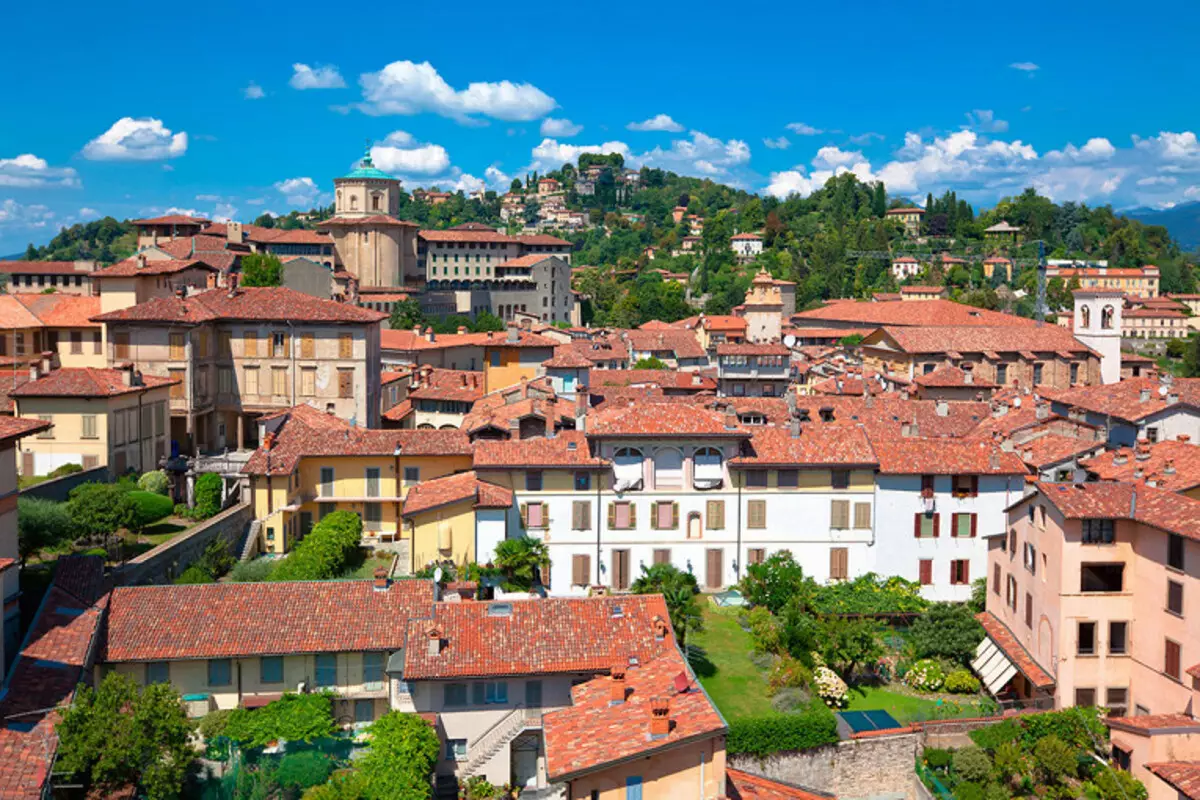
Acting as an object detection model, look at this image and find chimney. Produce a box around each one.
[935,399,949,417]
[1168,392,1179,404]
[425,327,435,343]
[507,323,519,344]
[790,417,801,438]
[412,325,421,336]
[724,408,738,430]
[175,285,186,300]
[28,363,39,382]
[649,696,672,738]
[373,566,390,591]
[1165,459,1177,476]
[1035,402,1049,421]
[1112,452,1128,466]
[989,450,1001,470]
[226,220,244,245]
[120,362,137,387]
[575,390,588,433]
[1178,434,1191,443]
[1140,388,1151,402]
[426,625,444,656]
[651,615,669,641]
[457,326,468,335]
[40,355,51,375]
[609,664,628,704]
[1133,467,1144,479]
[227,272,239,297]
[135,253,147,270]
[1136,445,1152,461]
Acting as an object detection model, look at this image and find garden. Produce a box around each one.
[918,707,1147,800]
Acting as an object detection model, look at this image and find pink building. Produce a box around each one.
[976,481,1200,798]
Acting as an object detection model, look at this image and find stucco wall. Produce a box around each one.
[115,501,252,585]
[18,465,111,502]
[728,731,919,800]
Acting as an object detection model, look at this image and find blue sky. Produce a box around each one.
[3,0,1200,255]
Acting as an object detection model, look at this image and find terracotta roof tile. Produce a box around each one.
[318,214,418,228]
[587,369,716,392]
[976,611,1055,689]
[1081,439,1200,491]
[102,579,434,662]
[544,346,597,369]
[589,401,749,438]
[732,425,877,467]
[402,470,513,516]
[702,315,748,331]
[1146,762,1200,800]
[419,228,514,243]
[726,769,834,800]
[91,256,220,279]
[1052,377,1200,423]
[131,214,208,225]
[870,435,1027,475]
[868,325,1092,355]
[1016,433,1103,468]
[10,368,176,398]
[408,369,485,402]
[93,286,386,325]
[13,293,100,328]
[1029,480,1200,542]
[564,337,629,363]
[623,329,706,360]
[794,298,1031,328]
[0,296,46,329]
[473,431,607,468]
[1106,714,1200,734]
[0,261,96,276]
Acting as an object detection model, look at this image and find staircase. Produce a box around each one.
[239,520,262,561]
[460,706,542,779]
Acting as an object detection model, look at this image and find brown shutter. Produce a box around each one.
[830,547,848,580]
[339,332,353,359]
[579,500,591,530]
[951,513,960,537]
[301,333,315,359]
[853,502,871,529]
[919,559,932,585]
[520,503,528,528]
[914,513,922,538]
[572,554,590,586]
[628,502,637,529]
[671,502,679,529]
[831,500,849,529]
[706,549,723,589]
[607,502,617,529]
[650,502,659,530]
[281,331,290,356]
[971,514,978,538]
[244,330,258,357]
[993,564,1001,594]
[933,513,940,538]
[707,500,724,530]
[654,549,670,565]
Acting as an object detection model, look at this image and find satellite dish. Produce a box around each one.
[1013,397,1022,408]
[1159,385,1169,396]
[783,334,797,348]
[433,567,444,584]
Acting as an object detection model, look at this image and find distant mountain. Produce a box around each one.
[1127,201,1200,251]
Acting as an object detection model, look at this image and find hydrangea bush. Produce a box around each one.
[813,664,849,708]
[905,658,945,692]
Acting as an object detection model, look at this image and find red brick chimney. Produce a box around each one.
[649,696,671,738]
[373,566,390,591]
[609,663,627,704]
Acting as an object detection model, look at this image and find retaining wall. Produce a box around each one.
[20,466,111,502]
[114,502,253,585]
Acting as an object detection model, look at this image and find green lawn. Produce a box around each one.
[845,685,940,723]
[687,604,776,719]
[342,551,395,579]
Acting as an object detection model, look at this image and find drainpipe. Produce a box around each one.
[137,390,144,473]
[286,321,296,408]
[595,469,602,586]
[394,445,402,555]
[735,472,742,581]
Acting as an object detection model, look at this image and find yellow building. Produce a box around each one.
[92,254,221,317]
[481,328,557,394]
[11,365,176,476]
[244,404,474,558]
[0,294,105,369]
[400,470,513,570]
[885,207,924,237]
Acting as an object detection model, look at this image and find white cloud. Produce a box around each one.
[1010,62,1039,72]
[370,131,451,175]
[0,199,55,228]
[1045,137,1116,162]
[78,207,99,218]
[357,60,555,122]
[82,117,188,161]
[212,203,238,222]
[812,146,865,170]
[274,177,321,207]
[627,114,684,133]
[540,117,582,137]
[244,82,265,100]
[636,131,751,174]
[195,193,222,202]
[763,136,790,150]
[1137,176,1177,186]
[1134,131,1200,162]
[527,138,632,172]
[1031,167,1124,202]
[245,197,266,206]
[786,122,822,135]
[849,132,884,145]
[0,153,80,188]
[290,63,345,90]
[484,165,511,189]
[965,109,1009,133]
[876,130,1037,194]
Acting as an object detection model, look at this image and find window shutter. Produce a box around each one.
[607,502,617,529]
[520,503,528,528]
[933,513,940,538]
[963,560,970,583]
[914,513,922,538]
[671,502,679,529]
[707,500,724,530]
[473,683,485,705]
[951,513,960,537]
[854,502,871,529]
[831,500,849,529]
[281,332,290,355]
[244,331,257,357]
[650,503,659,530]
[919,559,932,585]
[571,502,581,530]
[579,501,591,530]
[628,502,637,528]
[970,476,979,496]
[971,514,978,537]
[301,333,315,359]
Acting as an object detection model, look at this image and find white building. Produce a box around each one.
[891,256,921,281]
[731,233,763,262]
[1073,289,1123,384]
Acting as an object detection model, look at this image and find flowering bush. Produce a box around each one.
[767,655,811,695]
[945,669,981,694]
[905,658,945,692]
[813,664,848,708]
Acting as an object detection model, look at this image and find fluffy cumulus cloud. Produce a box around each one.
[965,109,1008,133]
[370,131,451,175]
[0,154,80,188]
[484,165,510,189]
[763,136,790,150]
[627,114,684,133]
[812,146,865,170]
[357,60,556,122]
[82,117,188,161]
[786,122,822,135]
[274,177,321,207]
[244,82,265,100]
[290,63,345,90]
[540,117,582,137]
[636,131,751,175]
[211,203,238,222]
[527,138,632,172]
[1045,137,1116,162]
[0,198,56,228]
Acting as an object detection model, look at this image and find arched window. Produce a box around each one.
[1101,305,1115,330]
[1080,305,1091,329]
[693,446,724,490]
[350,195,358,210]
[653,448,683,489]
[613,447,644,491]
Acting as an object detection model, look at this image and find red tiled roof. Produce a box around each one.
[102,579,434,662]
[588,369,716,392]
[793,299,1034,328]
[1029,480,1200,542]
[886,207,924,214]
[1081,440,1200,491]
[901,285,946,294]
[478,330,559,349]
[403,594,673,680]
[13,293,100,328]
[1016,433,1103,468]
[93,286,386,325]
[701,315,748,332]
[913,365,998,388]
[318,214,418,228]
[624,329,706,360]
[131,214,208,225]
[496,254,555,268]
[543,346,596,369]
[589,401,749,438]
[867,325,1092,355]
[10,368,177,398]
[1052,377,1200,423]
[564,338,629,363]
[727,769,835,800]
[731,232,762,241]
[0,260,95,276]
[976,611,1055,689]
[870,435,1027,475]
[515,234,572,246]
[1106,714,1200,734]
[408,369,485,402]
[154,237,238,271]
[91,256,220,279]
[716,342,789,356]
[792,396,988,438]
[419,228,514,243]
[1146,762,1200,800]
[380,329,488,352]
[732,425,877,467]
[1125,307,1186,318]
[790,326,876,340]
[402,470,513,516]
[473,431,607,468]
[543,649,725,781]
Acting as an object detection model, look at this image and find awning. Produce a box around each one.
[974,611,1056,690]
[971,638,1018,695]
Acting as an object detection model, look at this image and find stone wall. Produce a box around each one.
[729,730,919,800]
[20,466,111,502]
[114,502,253,586]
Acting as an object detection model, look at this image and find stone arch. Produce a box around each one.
[1101,305,1115,330]
[1080,305,1091,329]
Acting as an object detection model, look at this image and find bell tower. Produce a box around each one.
[1072,289,1122,384]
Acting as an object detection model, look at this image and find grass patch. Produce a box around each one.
[687,604,776,720]
[340,550,394,580]
[18,475,48,489]
[846,684,989,724]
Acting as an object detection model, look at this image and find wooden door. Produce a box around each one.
[612,549,630,590]
[705,548,723,590]
[21,452,33,477]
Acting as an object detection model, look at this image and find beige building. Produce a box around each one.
[0,260,98,295]
[94,285,386,455]
[0,294,105,369]
[130,214,209,250]
[11,364,174,476]
[886,206,924,236]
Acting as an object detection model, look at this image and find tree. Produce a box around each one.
[222,692,336,747]
[817,615,885,678]
[67,482,135,538]
[908,603,985,666]
[56,673,195,800]
[631,563,702,645]
[633,356,667,369]
[739,551,815,614]
[390,299,427,331]
[1033,735,1077,785]
[17,497,73,559]
[240,252,283,287]
[509,178,523,193]
[253,213,277,229]
[271,510,362,581]
[472,311,505,332]
[355,712,440,799]
[494,535,549,590]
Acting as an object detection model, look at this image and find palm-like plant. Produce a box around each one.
[493,536,549,591]
[631,563,703,646]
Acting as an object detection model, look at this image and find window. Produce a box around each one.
[831,469,850,490]
[693,446,724,489]
[1024,592,1033,627]
[1168,533,1185,570]
[244,366,259,396]
[1009,528,1017,553]
[914,512,938,538]
[574,471,590,491]
[950,560,970,585]
[992,563,1001,595]
[1075,688,1096,707]
[403,467,420,483]
[490,350,501,367]
[522,502,545,529]
[706,499,725,530]
[747,548,766,566]
[272,366,288,396]
[243,330,258,357]
[571,554,591,586]
[1166,638,1182,681]
[1006,575,1017,610]
[1106,688,1128,718]
[446,739,468,761]
[301,367,316,396]
[525,471,543,491]
[339,332,353,359]
[81,414,97,439]
[953,513,976,538]
[830,547,849,580]
[951,475,978,497]
[473,680,509,705]
[652,501,678,530]
[744,469,768,489]
[363,652,384,690]
[1167,580,1184,616]
[365,467,381,498]
[338,369,353,398]
[1109,622,1128,655]
[609,501,635,530]
[1081,563,1124,593]
[92,331,101,354]
[320,467,335,496]
[830,500,850,529]
[1070,362,1079,384]
[613,447,644,490]
[747,499,766,529]
[568,500,591,530]
[1078,621,1097,656]
[1082,519,1115,544]
[272,331,287,358]
[1033,363,1044,384]
[996,363,1008,385]
[315,654,337,688]
[260,656,284,684]
[145,661,170,685]
[113,331,129,360]
[68,330,82,355]
[775,468,799,488]
[852,502,872,529]
[1023,543,1037,574]
[208,659,232,687]
[626,777,643,800]
[918,559,933,585]
[653,448,683,489]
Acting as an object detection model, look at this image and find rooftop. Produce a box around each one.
[793,298,1034,329]
[90,255,219,279]
[1024,480,1200,542]
[623,328,707,359]
[10,368,177,399]
[731,425,877,467]
[401,470,512,516]
[867,325,1093,355]
[93,286,387,325]
[1081,439,1200,491]
[588,401,750,439]
[0,260,96,276]
[473,430,609,469]
[869,435,1027,475]
[976,611,1055,690]
[717,342,790,356]
[1051,377,1200,423]
[1145,762,1200,800]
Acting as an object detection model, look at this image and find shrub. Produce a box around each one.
[955,782,985,800]
[137,470,170,496]
[767,655,811,695]
[17,497,73,558]
[739,551,816,614]
[1033,735,1077,785]
[993,741,1026,783]
[128,490,174,532]
[197,709,235,741]
[174,565,214,585]
[1084,767,1148,800]
[970,718,1022,752]
[924,748,953,770]
[48,462,83,479]
[192,473,223,519]
[223,693,336,748]
[67,482,136,537]
[944,668,981,694]
[462,775,502,799]
[356,711,441,798]
[983,784,1011,800]
[810,572,927,615]
[726,703,839,757]
[195,539,234,579]
[904,658,945,692]
[275,751,334,790]
[908,603,985,666]
[953,746,993,784]
[745,605,782,655]
[271,511,362,581]
[229,558,275,583]
[1021,706,1107,752]
[770,686,813,714]
[812,664,848,708]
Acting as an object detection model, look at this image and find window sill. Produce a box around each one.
[1075,653,1099,659]
[1165,609,1185,619]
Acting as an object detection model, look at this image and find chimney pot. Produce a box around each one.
[1178,434,1191,443]
[373,566,390,591]
[649,696,672,737]
[610,664,627,704]
[28,364,39,382]
[1140,388,1151,402]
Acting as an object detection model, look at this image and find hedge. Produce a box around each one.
[128,490,174,531]
[726,703,839,757]
[270,511,362,581]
